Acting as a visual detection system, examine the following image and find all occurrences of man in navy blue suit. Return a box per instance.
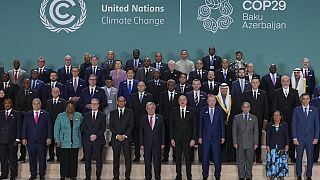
[198,95,225,180]
[302,58,316,97]
[21,98,52,180]
[79,74,106,113]
[202,46,222,71]
[188,59,208,84]
[85,55,105,87]
[57,55,73,84]
[125,49,143,72]
[41,71,64,107]
[33,57,52,84]
[118,69,138,107]
[151,52,168,74]
[175,73,192,95]
[30,70,45,92]
[292,93,320,180]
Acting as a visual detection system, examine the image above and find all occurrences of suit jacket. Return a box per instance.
[231,79,252,112]
[79,87,107,112]
[54,112,83,148]
[146,79,167,104]
[292,106,320,142]
[84,66,105,87]
[79,62,92,79]
[169,107,197,142]
[260,73,282,103]
[199,106,225,143]
[101,60,115,77]
[46,98,67,124]
[81,111,106,145]
[242,89,269,123]
[41,82,64,107]
[58,66,73,84]
[8,69,27,87]
[186,91,208,115]
[201,81,220,95]
[158,91,181,126]
[151,62,168,74]
[21,110,53,144]
[118,79,138,107]
[30,79,45,92]
[109,108,134,142]
[140,114,165,148]
[135,67,157,83]
[161,69,181,83]
[0,81,20,104]
[188,69,208,83]
[273,88,299,123]
[130,92,153,125]
[125,58,143,71]
[232,113,259,149]
[33,67,52,83]
[0,110,21,144]
[175,83,192,95]
[215,68,236,87]
[245,73,260,82]
[302,68,316,96]
[64,77,87,99]
[266,122,289,150]
[314,85,320,97]
[202,55,222,71]
[15,89,39,112]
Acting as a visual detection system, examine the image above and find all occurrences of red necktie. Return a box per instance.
[150,116,153,129]
[304,70,308,78]
[14,70,18,81]
[35,111,39,124]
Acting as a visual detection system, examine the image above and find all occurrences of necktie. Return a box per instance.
[155,80,158,86]
[109,60,113,65]
[244,114,248,122]
[5,111,8,120]
[92,112,96,122]
[35,111,39,124]
[271,74,276,85]
[157,63,160,69]
[54,99,57,105]
[139,93,143,103]
[119,109,123,119]
[198,70,201,76]
[181,109,185,120]
[209,82,213,91]
[170,92,173,101]
[210,108,214,123]
[128,81,132,94]
[224,71,227,81]
[149,116,153,129]
[39,68,43,75]
[195,92,199,105]
[14,70,18,81]
[180,85,184,94]
[210,56,214,65]
[134,60,138,69]
[66,66,70,75]
[90,88,94,97]
[25,90,28,96]
[254,91,257,100]
[285,90,288,97]
[304,69,308,78]
[93,67,96,74]
[304,108,308,118]
[32,80,36,89]
[240,80,244,93]
[145,68,149,75]
[51,82,55,88]
[73,78,78,92]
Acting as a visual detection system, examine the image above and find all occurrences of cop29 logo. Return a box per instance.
[197,0,233,33]
[40,0,87,33]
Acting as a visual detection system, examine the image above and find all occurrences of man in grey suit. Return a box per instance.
[102,76,118,144]
[8,60,27,87]
[233,102,258,180]
[135,57,156,83]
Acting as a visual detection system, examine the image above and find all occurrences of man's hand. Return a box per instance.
[254,144,258,150]
[85,104,92,110]
[171,139,176,147]
[233,144,238,149]
[161,145,165,150]
[189,139,195,147]
[266,146,270,152]
[47,139,52,145]
[140,146,144,150]
[90,134,97,141]
[221,138,225,144]
[312,139,318,145]
[198,138,202,145]
[22,139,27,146]
[293,139,299,145]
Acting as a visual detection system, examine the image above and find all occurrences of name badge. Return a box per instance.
[108,100,113,104]
[210,66,215,69]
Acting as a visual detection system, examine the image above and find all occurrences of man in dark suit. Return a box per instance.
[135,57,156,83]
[41,71,64,108]
[118,69,138,108]
[109,96,134,180]
[21,98,52,180]
[202,46,222,71]
[81,98,106,180]
[311,91,320,162]
[0,73,20,105]
[273,75,299,162]
[215,58,236,87]
[158,80,180,162]
[46,87,66,162]
[0,99,21,180]
[201,70,220,95]
[57,55,73,84]
[242,77,269,163]
[245,63,260,83]
[198,95,225,180]
[261,64,282,117]
[130,81,153,162]
[231,68,252,113]
[170,95,197,180]
[188,59,208,83]
[85,55,105,87]
[292,93,320,180]
[140,102,165,180]
[32,57,52,84]
[79,74,107,113]
[15,79,39,162]
[161,60,181,83]
[302,58,316,97]
[175,73,192,95]
[124,49,143,72]
[151,52,168,74]
[146,70,167,106]
[0,65,4,81]
[30,70,45,93]
[79,53,92,79]
[101,51,115,77]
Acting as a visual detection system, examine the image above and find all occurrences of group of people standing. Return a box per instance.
[0,47,319,180]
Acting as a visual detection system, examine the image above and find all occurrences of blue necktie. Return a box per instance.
[210,56,214,65]
[128,81,132,94]
[210,108,214,123]
[32,80,36,89]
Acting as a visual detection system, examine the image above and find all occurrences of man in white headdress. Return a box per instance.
[216,83,235,161]
[291,68,306,96]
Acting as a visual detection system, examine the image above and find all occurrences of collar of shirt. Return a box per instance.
[139,92,145,96]
[269,73,277,77]
[118,107,125,112]
[243,113,249,118]
[209,107,215,111]
[193,90,200,95]
[65,65,71,69]
[197,69,202,73]
[73,77,79,81]
[53,97,59,102]
[154,79,159,83]
[168,90,175,95]
[180,84,185,87]
[34,110,41,116]
[302,105,310,110]
[282,88,289,94]
[38,67,44,71]
[180,106,186,111]
[92,110,98,116]
[149,114,156,120]
[51,81,56,86]
[90,86,96,91]
[252,89,258,93]
[223,68,228,73]
[145,67,150,71]
[127,79,133,84]
[5,109,12,115]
